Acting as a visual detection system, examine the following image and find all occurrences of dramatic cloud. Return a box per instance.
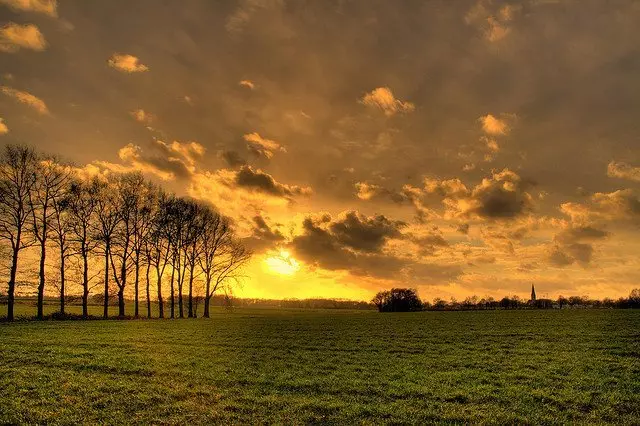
[243,215,286,253]
[96,140,204,180]
[108,54,148,73]
[0,118,7,134]
[360,87,415,116]
[290,211,460,283]
[234,166,311,197]
[244,133,286,159]
[548,225,609,267]
[562,189,640,224]
[329,211,405,253]
[607,161,640,182]
[0,23,46,53]
[0,0,57,16]
[425,169,535,220]
[0,86,49,114]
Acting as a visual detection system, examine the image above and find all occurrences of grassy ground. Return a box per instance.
[0,307,638,424]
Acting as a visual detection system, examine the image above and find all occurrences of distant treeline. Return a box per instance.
[373,288,640,312]
[0,144,251,322]
[1,294,374,312]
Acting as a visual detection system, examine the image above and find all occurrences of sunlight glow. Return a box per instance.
[264,250,300,276]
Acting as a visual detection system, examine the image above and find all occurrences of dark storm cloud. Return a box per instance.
[329,211,405,253]
[548,226,609,267]
[468,171,536,219]
[289,211,461,282]
[555,226,610,244]
[243,215,286,253]
[234,166,312,197]
[290,213,404,278]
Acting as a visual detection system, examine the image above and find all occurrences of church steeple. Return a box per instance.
[531,284,537,301]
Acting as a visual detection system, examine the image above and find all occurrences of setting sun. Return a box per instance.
[264,250,300,276]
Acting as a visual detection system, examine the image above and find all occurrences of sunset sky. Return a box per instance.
[2,0,640,302]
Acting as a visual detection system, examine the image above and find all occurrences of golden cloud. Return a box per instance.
[0,117,7,134]
[360,87,415,116]
[244,132,286,159]
[0,85,49,114]
[0,22,47,53]
[108,53,149,73]
[0,0,57,16]
[607,161,640,182]
[479,114,509,135]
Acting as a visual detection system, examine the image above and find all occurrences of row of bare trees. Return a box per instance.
[0,144,251,321]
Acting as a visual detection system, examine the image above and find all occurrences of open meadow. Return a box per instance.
[1,307,639,424]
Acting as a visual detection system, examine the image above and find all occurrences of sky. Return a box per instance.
[1,0,640,302]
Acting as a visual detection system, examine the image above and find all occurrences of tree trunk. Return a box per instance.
[188,264,194,318]
[59,250,65,315]
[156,265,164,319]
[169,265,175,319]
[203,277,211,318]
[118,252,127,317]
[145,261,151,318]
[103,243,109,319]
[7,243,20,322]
[82,251,89,318]
[177,262,184,318]
[203,296,210,318]
[134,252,140,317]
[118,288,125,317]
[37,239,46,319]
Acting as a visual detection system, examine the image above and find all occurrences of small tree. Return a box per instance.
[372,288,423,312]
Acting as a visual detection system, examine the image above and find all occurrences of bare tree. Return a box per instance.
[29,156,71,319]
[163,197,190,318]
[183,201,205,318]
[65,180,98,318]
[50,167,74,315]
[205,237,251,318]
[0,145,38,321]
[109,173,142,317]
[146,191,172,318]
[94,177,120,318]
[198,210,231,318]
[131,179,155,317]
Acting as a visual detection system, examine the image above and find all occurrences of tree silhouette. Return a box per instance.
[0,145,38,321]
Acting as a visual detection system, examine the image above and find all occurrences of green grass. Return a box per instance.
[0,308,639,424]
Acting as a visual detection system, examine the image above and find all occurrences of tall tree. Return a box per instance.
[66,180,98,318]
[109,173,143,317]
[198,210,231,318]
[131,179,155,317]
[94,177,120,318]
[147,191,172,318]
[0,145,38,321]
[30,156,71,319]
[50,166,74,315]
[183,201,205,318]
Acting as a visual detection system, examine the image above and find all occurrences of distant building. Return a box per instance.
[530,284,536,302]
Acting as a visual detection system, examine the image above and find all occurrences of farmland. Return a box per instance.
[1,307,639,424]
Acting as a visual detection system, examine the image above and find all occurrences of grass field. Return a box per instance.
[0,307,639,424]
